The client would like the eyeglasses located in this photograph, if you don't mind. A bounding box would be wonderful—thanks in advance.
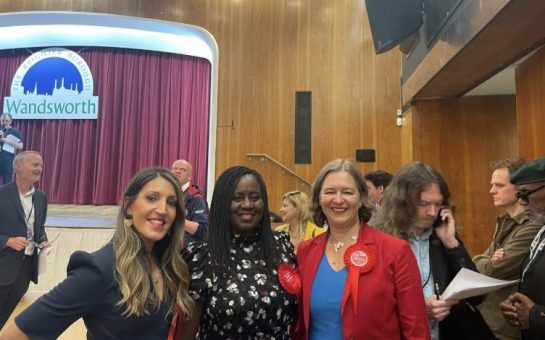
[515,184,545,205]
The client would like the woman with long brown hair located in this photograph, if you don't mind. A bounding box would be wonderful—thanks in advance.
[1,167,194,339]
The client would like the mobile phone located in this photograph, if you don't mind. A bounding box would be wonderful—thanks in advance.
[432,209,443,228]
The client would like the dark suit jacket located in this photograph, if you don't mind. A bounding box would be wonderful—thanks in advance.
[0,181,47,286]
[296,223,430,340]
[519,233,545,340]
[429,231,494,340]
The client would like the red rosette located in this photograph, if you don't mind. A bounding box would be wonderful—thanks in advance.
[343,243,376,274]
[277,262,302,297]
[341,244,376,315]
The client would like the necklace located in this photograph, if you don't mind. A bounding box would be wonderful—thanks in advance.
[329,234,357,253]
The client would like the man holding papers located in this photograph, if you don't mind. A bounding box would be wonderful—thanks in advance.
[0,113,24,185]
[501,158,545,340]
[473,158,543,340]
[370,162,494,340]
[0,151,48,329]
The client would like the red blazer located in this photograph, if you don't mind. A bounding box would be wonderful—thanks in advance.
[295,223,430,340]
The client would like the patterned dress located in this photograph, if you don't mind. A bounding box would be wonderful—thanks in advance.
[183,231,298,339]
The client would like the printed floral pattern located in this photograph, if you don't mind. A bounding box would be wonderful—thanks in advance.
[183,231,298,339]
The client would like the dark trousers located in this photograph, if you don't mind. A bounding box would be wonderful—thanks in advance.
[0,255,33,330]
[0,153,14,185]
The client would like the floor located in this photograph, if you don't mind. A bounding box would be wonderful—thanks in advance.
[1,204,118,338]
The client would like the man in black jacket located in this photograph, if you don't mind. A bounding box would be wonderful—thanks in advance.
[370,161,494,340]
[0,151,48,329]
[501,157,545,340]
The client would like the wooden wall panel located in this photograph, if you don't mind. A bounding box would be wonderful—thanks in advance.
[0,1,405,208]
[516,46,545,158]
[411,96,517,256]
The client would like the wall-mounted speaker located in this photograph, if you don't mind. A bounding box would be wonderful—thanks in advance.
[295,91,311,164]
[365,0,423,54]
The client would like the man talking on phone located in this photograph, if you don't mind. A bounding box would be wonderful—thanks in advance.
[370,162,494,340]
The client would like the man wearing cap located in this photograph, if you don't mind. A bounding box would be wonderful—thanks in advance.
[473,158,543,340]
[500,157,545,340]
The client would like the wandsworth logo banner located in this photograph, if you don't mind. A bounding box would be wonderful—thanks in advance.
[3,47,99,119]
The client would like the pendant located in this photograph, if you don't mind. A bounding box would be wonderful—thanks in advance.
[333,241,344,253]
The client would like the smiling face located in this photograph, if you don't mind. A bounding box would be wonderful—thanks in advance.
[127,176,177,251]
[230,174,264,235]
[319,170,362,230]
[15,152,43,186]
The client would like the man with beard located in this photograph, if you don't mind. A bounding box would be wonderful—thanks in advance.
[501,158,545,340]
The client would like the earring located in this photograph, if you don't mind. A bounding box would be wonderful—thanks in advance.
[124,214,133,228]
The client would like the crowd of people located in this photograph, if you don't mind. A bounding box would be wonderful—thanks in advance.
[2,148,545,339]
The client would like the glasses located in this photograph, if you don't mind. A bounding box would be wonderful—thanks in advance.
[515,184,545,205]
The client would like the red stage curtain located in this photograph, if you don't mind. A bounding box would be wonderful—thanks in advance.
[0,47,211,204]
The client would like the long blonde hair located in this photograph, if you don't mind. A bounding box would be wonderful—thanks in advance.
[113,167,194,318]
[283,191,311,236]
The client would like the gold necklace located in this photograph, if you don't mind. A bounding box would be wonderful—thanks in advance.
[329,234,357,253]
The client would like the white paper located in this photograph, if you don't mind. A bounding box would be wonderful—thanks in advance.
[38,245,53,276]
[2,134,21,154]
[440,268,519,300]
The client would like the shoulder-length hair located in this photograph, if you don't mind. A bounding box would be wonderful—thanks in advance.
[209,166,277,277]
[283,190,311,232]
[369,161,450,240]
[310,159,373,227]
[113,167,193,318]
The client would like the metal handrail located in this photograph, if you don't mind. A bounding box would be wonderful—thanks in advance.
[245,153,312,187]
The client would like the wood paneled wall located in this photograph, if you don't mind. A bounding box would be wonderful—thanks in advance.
[0,1,405,208]
[516,46,545,158]
[410,96,517,255]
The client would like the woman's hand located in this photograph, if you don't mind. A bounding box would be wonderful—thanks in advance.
[425,295,459,321]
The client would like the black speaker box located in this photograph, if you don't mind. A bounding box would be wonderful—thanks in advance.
[294,91,311,164]
[365,0,423,54]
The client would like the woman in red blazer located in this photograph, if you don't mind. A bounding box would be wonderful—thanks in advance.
[295,159,430,340]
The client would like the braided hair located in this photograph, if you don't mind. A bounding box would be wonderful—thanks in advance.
[209,166,277,277]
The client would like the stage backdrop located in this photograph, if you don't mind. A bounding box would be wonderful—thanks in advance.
[0,47,211,204]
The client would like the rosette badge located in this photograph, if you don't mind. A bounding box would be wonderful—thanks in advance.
[277,262,301,297]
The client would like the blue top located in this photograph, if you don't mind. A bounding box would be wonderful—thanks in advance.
[410,228,439,340]
[16,243,173,340]
[309,254,346,340]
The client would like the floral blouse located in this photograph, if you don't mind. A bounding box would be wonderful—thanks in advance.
[183,231,298,339]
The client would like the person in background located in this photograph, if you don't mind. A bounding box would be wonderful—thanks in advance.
[179,166,298,339]
[473,158,543,340]
[171,159,209,245]
[370,161,494,340]
[0,113,24,185]
[276,190,326,252]
[364,170,393,212]
[501,158,545,340]
[296,159,429,339]
[1,167,194,339]
[0,151,48,330]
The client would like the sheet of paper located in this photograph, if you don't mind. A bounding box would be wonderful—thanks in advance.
[2,134,21,154]
[38,245,53,276]
[440,268,519,300]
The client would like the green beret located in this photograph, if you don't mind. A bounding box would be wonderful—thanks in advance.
[510,157,545,185]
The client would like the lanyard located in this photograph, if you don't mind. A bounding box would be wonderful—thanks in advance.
[522,225,545,282]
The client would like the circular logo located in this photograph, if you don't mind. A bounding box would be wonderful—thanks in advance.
[350,250,369,267]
